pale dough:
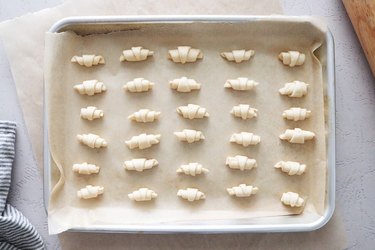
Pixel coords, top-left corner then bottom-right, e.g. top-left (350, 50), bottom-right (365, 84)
top-left (71, 54), bottom-right (105, 67)
top-left (275, 161), bottom-right (306, 175)
top-left (120, 47), bottom-right (154, 62)
top-left (281, 192), bottom-right (305, 208)
top-left (176, 104), bottom-right (209, 119)
top-left (168, 46), bottom-right (203, 64)
top-left (282, 107), bottom-right (311, 121)
top-left (169, 77), bottom-right (201, 92)
top-left (72, 162), bottom-right (100, 175)
top-left (123, 158), bottom-right (159, 172)
top-left (224, 77), bottom-right (259, 91)
top-left (174, 129), bottom-right (205, 143)
top-left (128, 188), bottom-right (158, 201)
top-left (177, 188), bottom-right (205, 202)
top-left (80, 106), bottom-right (104, 121)
top-left (176, 163), bottom-right (209, 176)
top-left (77, 133), bottom-right (107, 149)
top-left (278, 51), bottom-right (305, 67)
top-left (128, 109), bottom-right (161, 123)
top-left (230, 104), bottom-right (258, 120)
top-left (227, 184), bottom-right (259, 197)
top-left (74, 80), bottom-right (107, 96)
top-left (220, 49), bottom-right (255, 63)
top-left (77, 185), bottom-right (104, 199)
top-left (125, 133), bottom-right (161, 150)
top-left (279, 128), bottom-right (315, 144)
top-left (279, 81), bottom-right (308, 98)
top-left (230, 132), bottom-right (260, 146)
top-left (225, 155), bottom-right (257, 171)
top-left (123, 78), bottom-right (154, 93)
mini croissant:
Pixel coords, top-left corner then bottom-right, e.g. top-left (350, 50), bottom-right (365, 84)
top-left (230, 132), bottom-right (260, 146)
top-left (123, 158), bottom-right (158, 172)
top-left (125, 133), bottom-right (161, 150)
top-left (77, 185), bottom-right (104, 199)
top-left (174, 129), bottom-right (205, 143)
top-left (123, 78), bottom-right (154, 93)
top-left (224, 77), bottom-right (259, 91)
top-left (280, 128), bottom-right (315, 144)
top-left (128, 188), bottom-right (157, 201)
top-left (221, 49), bottom-right (254, 63)
top-left (177, 188), bottom-right (205, 202)
top-left (128, 109), bottom-right (161, 123)
top-left (275, 161), bottom-right (306, 175)
top-left (227, 184), bottom-right (259, 197)
top-left (176, 163), bottom-right (209, 176)
top-left (279, 81), bottom-right (308, 98)
top-left (281, 192), bottom-right (305, 207)
top-left (72, 162), bottom-right (100, 175)
top-left (80, 106), bottom-right (104, 121)
top-left (168, 46), bottom-right (203, 64)
top-left (283, 107), bottom-right (311, 121)
top-left (120, 47), bottom-right (154, 62)
top-left (77, 133), bottom-right (107, 148)
top-left (177, 104), bottom-right (209, 119)
top-left (226, 155), bottom-right (257, 171)
top-left (279, 51), bottom-right (305, 67)
top-left (74, 80), bottom-right (107, 96)
top-left (230, 105), bottom-right (257, 120)
top-left (169, 77), bottom-right (201, 92)
top-left (71, 55), bottom-right (105, 67)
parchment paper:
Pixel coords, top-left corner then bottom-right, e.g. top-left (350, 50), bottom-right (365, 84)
top-left (45, 20), bottom-right (327, 234)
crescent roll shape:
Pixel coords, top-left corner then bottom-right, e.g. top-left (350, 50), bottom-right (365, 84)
top-left (230, 132), bottom-right (260, 146)
top-left (74, 80), bottom-right (107, 96)
top-left (279, 128), bottom-right (315, 144)
top-left (80, 106), bottom-right (104, 121)
top-left (168, 46), bottom-right (203, 64)
top-left (221, 49), bottom-right (254, 63)
top-left (72, 162), bottom-right (100, 175)
top-left (283, 107), bottom-right (311, 121)
top-left (123, 158), bottom-right (159, 172)
top-left (224, 77), bottom-right (259, 91)
top-left (281, 192), bottom-right (305, 207)
top-left (174, 129), bottom-right (205, 143)
top-left (71, 55), bottom-right (105, 67)
top-left (128, 109), bottom-right (161, 123)
top-left (225, 155), bottom-right (257, 171)
top-left (128, 188), bottom-right (157, 201)
top-left (120, 47), bottom-right (154, 62)
top-left (123, 78), bottom-right (154, 93)
top-left (176, 163), bottom-right (209, 176)
top-left (275, 161), bottom-right (306, 175)
top-left (177, 104), bottom-right (209, 119)
top-left (77, 185), bottom-right (104, 199)
top-left (77, 133), bottom-right (107, 148)
top-left (230, 105), bottom-right (258, 120)
top-left (279, 51), bottom-right (305, 67)
top-left (279, 81), bottom-right (308, 98)
top-left (177, 188), bottom-right (205, 202)
top-left (227, 184), bottom-right (259, 197)
top-left (169, 77), bottom-right (201, 92)
top-left (125, 133), bottom-right (161, 150)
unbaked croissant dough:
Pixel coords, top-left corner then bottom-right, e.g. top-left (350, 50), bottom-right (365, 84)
top-left (279, 81), bottom-right (308, 98)
top-left (74, 80), bottom-right (107, 96)
top-left (279, 128), bottom-right (315, 144)
top-left (80, 106), bottom-right (104, 121)
top-left (71, 55), bottom-right (105, 67)
top-left (278, 51), bottom-right (305, 67)
top-left (77, 133), bottom-right (107, 148)
top-left (227, 184), bottom-right (259, 197)
top-left (225, 155), bottom-right (257, 171)
top-left (281, 192), bottom-right (305, 207)
top-left (128, 188), bottom-right (158, 201)
top-left (177, 104), bottom-right (209, 119)
top-left (77, 185), bottom-right (104, 199)
top-left (224, 77), bottom-right (259, 91)
top-left (123, 78), bottom-right (154, 93)
top-left (176, 163), bottom-right (209, 176)
top-left (169, 77), bottom-right (201, 92)
top-left (282, 107), bottom-right (311, 121)
top-left (230, 132), bottom-right (260, 146)
top-left (275, 161), bottom-right (306, 175)
top-left (125, 133), bottom-right (161, 149)
top-left (168, 46), bottom-right (203, 64)
top-left (128, 109), bottom-right (161, 123)
top-left (174, 129), bottom-right (205, 143)
top-left (220, 49), bottom-right (255, 63)
top-left (230, 105), bottom-right (258, 120)
top-left (72, 162), bottom-right (100, 175)
top-left (123, 158), bottom-right (159, 172)
top-left (120, 47), bottom-right (154, 62)
top-left (177, 188), bottom-right (205, 202)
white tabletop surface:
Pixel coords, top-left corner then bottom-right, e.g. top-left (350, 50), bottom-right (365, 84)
top-left (0, 0), bottom-right (374, 249)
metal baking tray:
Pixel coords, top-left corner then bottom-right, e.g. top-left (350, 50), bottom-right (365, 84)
top-left (44, 15), bottom-right (335, 233)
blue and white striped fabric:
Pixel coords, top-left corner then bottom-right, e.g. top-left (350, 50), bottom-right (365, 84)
top-left (0, 121), bottom-right (44, 250)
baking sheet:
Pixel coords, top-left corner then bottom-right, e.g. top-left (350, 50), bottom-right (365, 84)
top-left (45, 20), bottom-right (327, 234)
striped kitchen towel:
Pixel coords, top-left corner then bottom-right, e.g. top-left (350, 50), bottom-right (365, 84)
top-left (0, 121), bottom-right (44, 250)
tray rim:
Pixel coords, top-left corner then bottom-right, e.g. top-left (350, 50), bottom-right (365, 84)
top-left (44, 15), bottom-right (335, 233)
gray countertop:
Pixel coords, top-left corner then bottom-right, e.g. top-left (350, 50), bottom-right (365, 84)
top-left (0, 0), bottom-right (374, 249)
